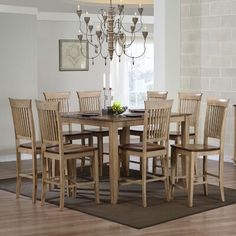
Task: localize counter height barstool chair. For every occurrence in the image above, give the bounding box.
[119,100,173,207]
[77,90,110,176]
[168,92,202,180]
[129,91,168,173]
[170,98,229,207]
[44,92,94,182]
[36,100,99,211]
[9,98,40,203]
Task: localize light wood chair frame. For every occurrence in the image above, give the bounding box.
[36,100,100,211]
[77,90,109,176]
[119,100,173,207]
[129,91,168,172]
[169,92,202,179]
[170,98,229,207]
[9,98,40,203]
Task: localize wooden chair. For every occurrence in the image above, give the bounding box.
[119,100,173,207]
[43,92,93,144]
[9,98,40,203]
[77,90,109,176]
[168,92,202,179]
[129,91,168,171]
[170,98,229,207]
[36,100,100,211]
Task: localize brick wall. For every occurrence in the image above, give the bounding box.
[181,0,236,158]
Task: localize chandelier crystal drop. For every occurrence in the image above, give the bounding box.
[76,0,148,66]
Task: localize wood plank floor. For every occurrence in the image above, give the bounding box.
[0,159,236,236]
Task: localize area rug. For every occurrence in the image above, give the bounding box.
[1,168,236,229]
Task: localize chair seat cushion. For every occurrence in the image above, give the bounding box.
[169,131,195,139]
[63,130,92,137]
[119,142,165,152]
[46,144,97,155]
[20,141,42,150]
[171,143,220,152]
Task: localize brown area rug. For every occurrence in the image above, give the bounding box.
[0,167,236,229]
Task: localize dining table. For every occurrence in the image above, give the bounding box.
[61,111,191,204]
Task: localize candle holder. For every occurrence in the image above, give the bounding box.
[103,87,113,109]
[108,87,113,107]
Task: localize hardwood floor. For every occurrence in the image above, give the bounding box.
[0,159,236,236]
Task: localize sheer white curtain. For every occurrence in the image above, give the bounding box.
[110,37,154,108]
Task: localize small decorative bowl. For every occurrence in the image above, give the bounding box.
[107,106,128,115]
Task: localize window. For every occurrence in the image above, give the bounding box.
[111,37,154,108]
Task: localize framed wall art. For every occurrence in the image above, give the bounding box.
[59,39,89,71]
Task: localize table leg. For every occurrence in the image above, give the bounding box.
[181,116,190,186]
[234,108,236,165]
[120,126,130,176]
[109,124,119,204]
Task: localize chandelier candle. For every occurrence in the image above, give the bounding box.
[76,0,148,66]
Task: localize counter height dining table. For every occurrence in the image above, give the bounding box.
[61,112,191,204]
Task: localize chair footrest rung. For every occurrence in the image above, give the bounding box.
[119,178,142,185]
[76,181,95,187]
[19,173,33,179]
[193,181,208,185]
[172,183,186,190]
[129,160,141,164]
[205,172,219,178]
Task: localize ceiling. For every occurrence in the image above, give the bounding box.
[0,0,153,15]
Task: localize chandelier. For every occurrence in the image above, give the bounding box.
[76,0,148,66]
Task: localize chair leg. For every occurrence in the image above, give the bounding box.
[219,152,225,202]
[69,159,77,198]
[81,138,86,169]
[41,157,47,206]
[142,156,147,207]
[32,153,38,204]
[163,155,170,201]
[170,147,177,199]
[59,159,65,211]
[188,153,195,207]
[16,151,21,199]
[203,155,208,196]
[152,157,157,174]
[92,151,100,203]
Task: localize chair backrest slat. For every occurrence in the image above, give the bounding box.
[143,100,173,144]
[36,100,62,145]
[9,98,35,142]
[77,91,101,112]
[178,92,202,130]
[43,92,70,113]
[204,99,229,141]
[147,91,168,101]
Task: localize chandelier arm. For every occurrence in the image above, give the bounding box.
[78,43,99,60]
[98,19,108,38]
[77,17,96,37]
[120,18,144,34]
[123,33,136,48]
[114,45,124,58]
[97,36,108,59]
[78,19,89,36]
[123,42,147,59]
